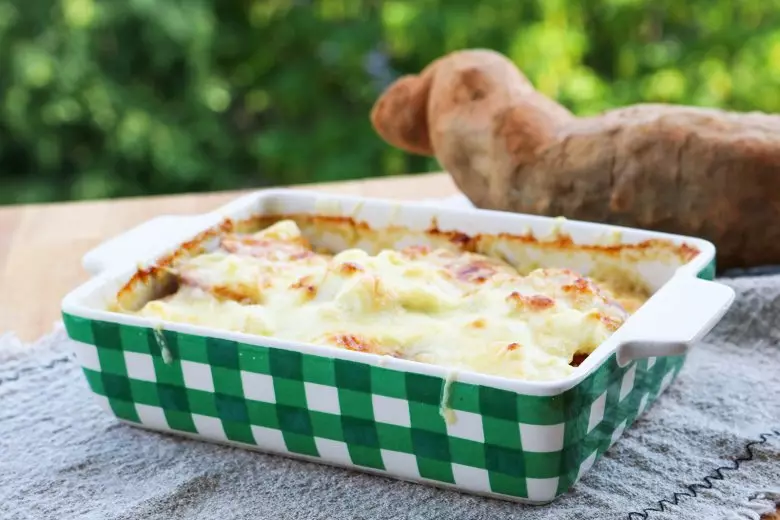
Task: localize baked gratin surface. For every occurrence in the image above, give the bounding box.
[123,220,646,381]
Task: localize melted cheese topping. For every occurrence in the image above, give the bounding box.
[126,220,638,381]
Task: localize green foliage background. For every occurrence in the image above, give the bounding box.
[1,0,779,204]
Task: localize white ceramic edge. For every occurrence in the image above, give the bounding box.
[62,188,729,397]
[612,275,735,366]
[115,419,554,505]
[82,214,217,276]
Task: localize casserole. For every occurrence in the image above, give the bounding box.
[61,189,735,504]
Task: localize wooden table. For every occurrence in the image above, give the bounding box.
[1,171,777,519]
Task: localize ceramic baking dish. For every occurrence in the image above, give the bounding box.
[60,189,735,504]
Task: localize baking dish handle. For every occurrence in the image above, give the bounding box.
[82,214,212,276]
[615,275,735,365]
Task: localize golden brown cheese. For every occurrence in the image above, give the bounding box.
[123,220,644,381]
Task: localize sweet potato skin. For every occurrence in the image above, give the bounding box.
[370,49,780,270]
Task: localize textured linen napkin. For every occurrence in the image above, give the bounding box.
[1,196,779,520]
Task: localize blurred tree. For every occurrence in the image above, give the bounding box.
[0,0,778,204]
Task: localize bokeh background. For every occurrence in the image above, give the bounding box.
[1,0,779,205]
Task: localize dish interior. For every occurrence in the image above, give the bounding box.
[92,193,703,383]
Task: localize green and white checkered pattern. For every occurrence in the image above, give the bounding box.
[62,262,714,502]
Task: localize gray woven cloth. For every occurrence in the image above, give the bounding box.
[0,275,778,520]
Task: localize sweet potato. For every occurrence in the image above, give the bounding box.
[370,49,780,270]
